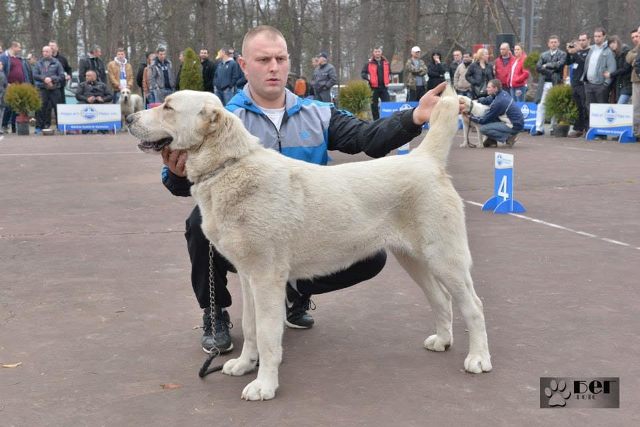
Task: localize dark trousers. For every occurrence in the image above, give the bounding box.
[2,107,16,131]
[571,84,587,131]
[408,86,426,102]
[186,206,387,309]
[36,88,60,129]
[584,82,610,128]
[371,87,390,120]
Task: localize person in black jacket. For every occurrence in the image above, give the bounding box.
[199,48,216,93]
[78,46,106,83]
[75,70,113,104]
[160,25,446,355]
[49,41,72,105]
[466,48,495,99]
[426,51,447,90]
[606,35,632,104]
[566,33,591,137]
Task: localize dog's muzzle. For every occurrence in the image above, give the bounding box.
[137,137,173,152]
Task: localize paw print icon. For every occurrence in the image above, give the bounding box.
[544,379,572,407]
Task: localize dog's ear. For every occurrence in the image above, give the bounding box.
[198,102,226,133]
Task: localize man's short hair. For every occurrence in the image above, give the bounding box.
[200,47,209,53]
[156,46,166,54]
[10,41,20,49]
[548,35,560,42]
[489,79,502,91]
[242,25,285,55]
[594,27,606,36]
[578,32,589,39]
[85,70,97,77]
[116,47,125,54]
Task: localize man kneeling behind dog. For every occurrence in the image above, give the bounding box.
[464,79,524,147]
[161,25,444,355]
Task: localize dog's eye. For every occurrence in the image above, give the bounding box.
[163,105,173,111]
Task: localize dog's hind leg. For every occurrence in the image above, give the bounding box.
[393,251,453,352]
[222,273,259,377]
[240,270,287,401]
[430,256,492,373]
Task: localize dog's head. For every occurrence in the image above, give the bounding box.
[458,95,472,111]
[120,88,131,104]
[127,90,226,153]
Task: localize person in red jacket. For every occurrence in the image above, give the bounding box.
[508,44,530,102]
[361,47,390,120]
[494,42,515,92]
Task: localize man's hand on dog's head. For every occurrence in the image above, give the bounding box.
[162,147,188,177]
[412,82,447,125]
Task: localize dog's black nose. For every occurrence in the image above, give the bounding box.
[126,114,135,125]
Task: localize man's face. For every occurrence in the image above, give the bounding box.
[631,32,640,47]
[373,48,382,60]
[199,50,209,60]
[578,34,590,49]
[86,71,96,82]
[593,31,604,45]
[548,38,559,50]
[462,53,472,63]
[158,51,166,61]
[42,46,52,59]
[94,49,102,58]
[13,43,22,55]
[317,56,327,65]
[239,33,290,104]
[499,44,510,56]
[453,51,462,62]
[411,49,421,59]
[116,51,126,61]
[487,82,498,95]
[49,42,58,54]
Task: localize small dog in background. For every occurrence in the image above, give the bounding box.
[458,95,511,148]
[119,88,144,128]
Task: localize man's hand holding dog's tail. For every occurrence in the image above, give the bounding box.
[412,82,447,125]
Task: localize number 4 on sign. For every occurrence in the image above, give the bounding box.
[482,152,526,214]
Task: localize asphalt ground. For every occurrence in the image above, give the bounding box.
[1,129,639,426]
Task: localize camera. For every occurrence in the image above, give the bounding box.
[567,43,575,49]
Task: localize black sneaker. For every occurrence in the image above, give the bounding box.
[482,137,497,147]
[201,307,233,354]
[506,134,519,147]
[285,283,315,329]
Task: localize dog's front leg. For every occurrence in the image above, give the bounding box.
[241,273,286,401]
[222,274,258,376]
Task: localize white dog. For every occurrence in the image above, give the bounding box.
[458,95,511,148]
[128,89,492,401]
[119,88,144,127]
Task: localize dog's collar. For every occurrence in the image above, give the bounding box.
[192,157,240,185]
[467,100,474,114]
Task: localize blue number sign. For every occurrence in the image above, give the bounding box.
[482,152,526,214]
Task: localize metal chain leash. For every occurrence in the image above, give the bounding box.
[198,242,221,378]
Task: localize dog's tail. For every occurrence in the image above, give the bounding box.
[411,84,460,166]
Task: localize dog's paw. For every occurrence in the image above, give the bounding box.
[464,352,492,373]
[222,357,257,376]
[424,334,452,352]
[241,379,278,401]
[459,142,468,148]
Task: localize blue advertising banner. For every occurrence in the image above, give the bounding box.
[57,104,122,133]
[587,104,635,143]
[515,102,537,131]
